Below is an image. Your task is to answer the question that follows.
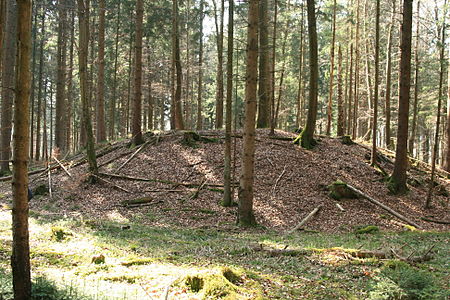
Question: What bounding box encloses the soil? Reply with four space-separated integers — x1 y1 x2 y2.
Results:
1 129 449 233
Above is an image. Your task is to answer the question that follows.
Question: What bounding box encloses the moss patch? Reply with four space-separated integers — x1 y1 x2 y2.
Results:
327 180 359 200
354 225 379 234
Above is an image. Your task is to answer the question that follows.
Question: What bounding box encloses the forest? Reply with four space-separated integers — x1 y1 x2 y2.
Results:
0 0 449 299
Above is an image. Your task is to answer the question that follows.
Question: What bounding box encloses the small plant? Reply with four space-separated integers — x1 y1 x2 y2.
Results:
51 226 71 242
185 275 204 292
222 267 241 285
91 254 105 264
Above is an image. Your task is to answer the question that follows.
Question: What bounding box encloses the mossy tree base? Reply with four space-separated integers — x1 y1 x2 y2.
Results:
293 130 317 150
387 176 408 195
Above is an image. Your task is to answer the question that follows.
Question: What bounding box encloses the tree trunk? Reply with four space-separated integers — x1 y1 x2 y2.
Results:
297 0 318 149
390 0 413 195
66 10 75 153
96 0 106 143
29 7 37 160
110 1 121 140
425 7 446 207
295 5 304 129
172 0 184 130
238 0 258 226
12 0 32 298
132 0 144 145
0 0 16 174
257 0 270 128
326 0 337 136
385 0 395 149
77 0 98 181
223 0 234 207
35 5 45 161
213 0 224 129
352 0 360 140
371 0 380 166
196 0 204 130
269 0 278 134
337 46 344 136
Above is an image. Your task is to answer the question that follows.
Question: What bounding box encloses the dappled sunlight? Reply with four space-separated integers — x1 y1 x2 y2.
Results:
106 211 129 223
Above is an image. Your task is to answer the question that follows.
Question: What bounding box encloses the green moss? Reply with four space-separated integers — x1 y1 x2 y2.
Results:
222 267 241 285
91 254 105 264
185 275 204 292
293 129 317 149
387 176 408 195
51 226 72 242
354 225 379 234
327 180 358 200
340 135 354 145
120 257 154 266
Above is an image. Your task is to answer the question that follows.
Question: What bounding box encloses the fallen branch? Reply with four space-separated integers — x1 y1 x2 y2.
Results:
93 174 132 193
54 157 72 177
125 200 164 208
98 151 133 168
183 179 206 202
288 205 323 234
116 140 150 172
336 203 345 212
272 165 287 195
346 184 422 229
420 217 450 225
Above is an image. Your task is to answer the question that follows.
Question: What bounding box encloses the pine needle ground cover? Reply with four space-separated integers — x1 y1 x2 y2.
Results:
0 209 448 299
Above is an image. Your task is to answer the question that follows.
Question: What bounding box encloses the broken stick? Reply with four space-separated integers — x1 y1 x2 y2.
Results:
346 184 422 229
54 157 72 177
288 205 323 234
116 140 150 172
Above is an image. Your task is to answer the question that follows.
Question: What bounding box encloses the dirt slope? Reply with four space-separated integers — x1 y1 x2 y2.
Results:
1 129 449 233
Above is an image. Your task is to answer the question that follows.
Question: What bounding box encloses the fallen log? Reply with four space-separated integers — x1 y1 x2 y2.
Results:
93 174 132 193
420 217 450 225
54 157 72 177
346 184 422 229
288 205 323 234
98 151 133 168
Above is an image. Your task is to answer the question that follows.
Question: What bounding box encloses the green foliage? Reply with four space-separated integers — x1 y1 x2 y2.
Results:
354 225 380 234
185 275 204 292
222 267 242 285
51 226 71 242
368 262 448 300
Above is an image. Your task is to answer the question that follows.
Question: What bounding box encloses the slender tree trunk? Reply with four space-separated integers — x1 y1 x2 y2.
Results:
212 0 224 129
96 0 106 143
269 0 278 134
223 0 234 207
12 0 32 298
66 10 75 153
257 0 270 128
0 0 5 68
126 27 133 135
196 0 204 130
147 41 153 131
29 7 37 160
326 0 337 135
109 1 120 139
408 0 420 156
337 45 344 136
352 0 360 140
55 0 67 155
297 0 318 149
172 0 184 130
238 0 259 226
347 42 353 135
385 0 395 149
0 0 16 174
425 6 446 207
295 5 304 129
42 79 48 160
390 0 413 195
371 0 380 166
132 0 144 145
77 0 98 181
35 5 45 161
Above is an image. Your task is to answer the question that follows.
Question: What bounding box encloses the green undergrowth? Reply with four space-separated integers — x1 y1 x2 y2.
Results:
0 210 448 299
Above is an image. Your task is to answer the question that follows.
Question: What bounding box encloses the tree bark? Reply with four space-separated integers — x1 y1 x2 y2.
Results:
223 0 234 207
384 0 395 149
238 0 259 226
196 0 204 130
132 0 144 145
55 0 67 155
257 0 270 128
77 0 98 181
96 0 106 143
425 6 446 207
337 46 344 136
0 0 16 174
352 0 360 140
371 0 380 166
12 0 32 298
297 0 318 149
390 0 413 195
213 0 224 129
326 0 337 136
34 5 45 161
172 0 184 130
109 1 121 140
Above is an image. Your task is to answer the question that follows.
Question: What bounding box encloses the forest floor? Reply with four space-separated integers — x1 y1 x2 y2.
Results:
0 129 449 299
